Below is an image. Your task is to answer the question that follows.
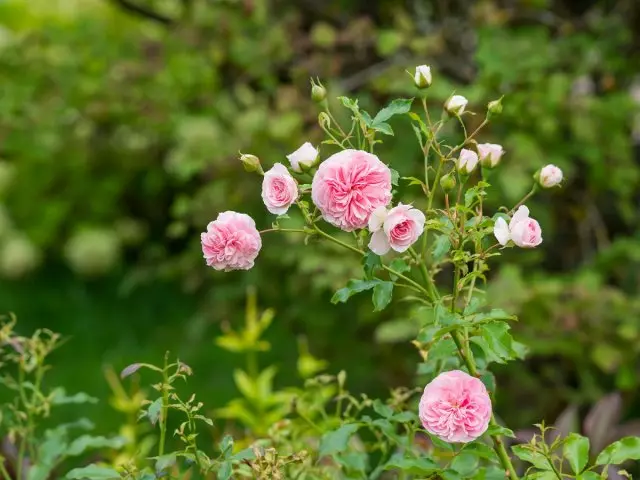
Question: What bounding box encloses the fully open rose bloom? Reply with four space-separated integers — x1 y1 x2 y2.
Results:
201 212 261 271
261 163 298 215
419 370 492 443
311 149 392 231
494 205 542 248
368 204 425 255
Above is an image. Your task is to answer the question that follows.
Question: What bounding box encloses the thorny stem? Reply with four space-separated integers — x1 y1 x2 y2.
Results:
511 185 538 213
158 352 170 458
448 119 489 157
450 271 518 480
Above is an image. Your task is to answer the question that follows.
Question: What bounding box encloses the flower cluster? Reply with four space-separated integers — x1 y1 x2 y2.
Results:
200 65 567 452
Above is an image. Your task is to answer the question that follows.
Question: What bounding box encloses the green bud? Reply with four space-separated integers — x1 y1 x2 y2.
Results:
439 172 457 193
239 153 263 174
487 96 503 118
310 78 327 103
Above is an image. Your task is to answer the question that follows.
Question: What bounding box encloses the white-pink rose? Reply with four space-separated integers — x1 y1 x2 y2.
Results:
287 142 318 172
493 205 542 248
311 149 392 232
368 203 425 255
201 212 261 271
419 370 492 443
477 143 504 168
261 163 298 215
538 164 563 188
456 148 479 175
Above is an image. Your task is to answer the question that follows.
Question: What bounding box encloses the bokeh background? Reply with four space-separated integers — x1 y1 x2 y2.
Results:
1 0 639 447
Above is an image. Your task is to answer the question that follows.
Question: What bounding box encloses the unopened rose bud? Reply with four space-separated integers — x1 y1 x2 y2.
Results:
310 80 327 103
445 95 468 116
413 65 432 89
439 172 456 193
477 143 504 168
456 148 479 175
487 97 503 118
286 142 319 173
536 164 563 188
239 153 263 174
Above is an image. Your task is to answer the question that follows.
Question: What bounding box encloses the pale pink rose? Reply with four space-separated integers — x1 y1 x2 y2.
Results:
201 212 261 271
311 149 392 231
368 204 425 255
456 149 479 175
261 163 298 215
477 143 504 168
493 205 542 248
287 142 318 172
538 164 563 188
419 370 492 443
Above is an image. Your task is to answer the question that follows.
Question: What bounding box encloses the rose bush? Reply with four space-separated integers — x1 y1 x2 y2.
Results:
193 69 640 478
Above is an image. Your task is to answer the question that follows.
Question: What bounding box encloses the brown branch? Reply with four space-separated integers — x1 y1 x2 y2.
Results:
108 0 175 26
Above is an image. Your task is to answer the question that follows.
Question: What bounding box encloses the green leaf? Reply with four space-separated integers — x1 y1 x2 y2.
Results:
331 279 378 304
390 168 400 186
373 122 394 136
383 453 439 475
50 389 98 405
65 465 121 480
387 258 410 278
564 433 590 474
336 451 368 473
595 436 640 465
217 461 232 480
362 251 382 279
372 399 393 418
231 447 255 461
431 235 451 263
146 397 162 425
511 445 552 470
486 424 515 438
66 435 127 457
372 98 413 125
577 472 601 480
338 96 360 115
451 452 479 476
372 281 393 311
219 434 234 458
155 453 177 474
427 338 457 363
319 423 360 457
527 473 558 480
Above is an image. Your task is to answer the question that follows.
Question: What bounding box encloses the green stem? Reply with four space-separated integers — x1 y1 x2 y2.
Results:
0 460 10 480
158 352 170 458
448 119 489 156
259 228 307 234
409 247 438 301
313 227 431 297
511 185 538 213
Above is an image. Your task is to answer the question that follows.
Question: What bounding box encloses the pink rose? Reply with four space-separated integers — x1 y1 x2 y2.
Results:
419 370 492 443
538 164 563 188
368 204 425 255
311 149 392 231
201 211 261 271
261 163 298 215
493 205 542 248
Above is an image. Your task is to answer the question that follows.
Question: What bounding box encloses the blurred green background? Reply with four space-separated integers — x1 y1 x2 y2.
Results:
1 0 640 439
